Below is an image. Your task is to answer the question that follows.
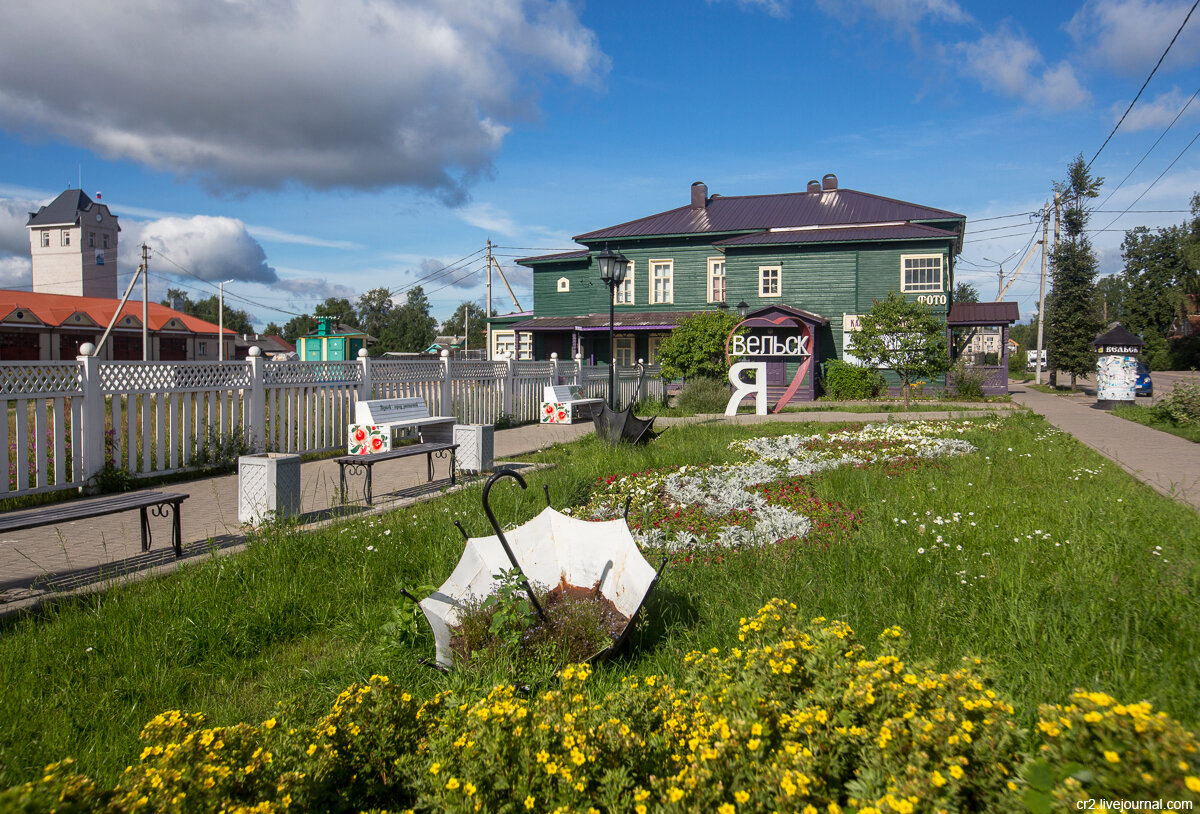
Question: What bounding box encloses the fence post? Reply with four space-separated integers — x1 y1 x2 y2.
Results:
502 353 515 417
637 358 646 404
78 346 106 491
550 352 559 386
358 348 373 401
247 348 266 452
440 350 452 417
573 353 584 388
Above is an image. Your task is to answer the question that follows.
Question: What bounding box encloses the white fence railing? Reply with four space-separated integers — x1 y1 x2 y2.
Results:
0 351 664 499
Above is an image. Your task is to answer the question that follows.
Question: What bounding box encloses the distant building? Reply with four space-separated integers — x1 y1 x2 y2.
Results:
234 334 295 360
0 289 232 361
488 311 534 360
27 189 119 299
296 317 372 360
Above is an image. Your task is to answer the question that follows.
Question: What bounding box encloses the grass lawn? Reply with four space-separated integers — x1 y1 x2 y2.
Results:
0 412 1198 792
1111 403 1200 443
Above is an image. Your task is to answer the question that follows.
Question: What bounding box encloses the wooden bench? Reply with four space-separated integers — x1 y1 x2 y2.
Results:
348 397 455 454
540 385 604 424
0 491 188 556
334 442 458 505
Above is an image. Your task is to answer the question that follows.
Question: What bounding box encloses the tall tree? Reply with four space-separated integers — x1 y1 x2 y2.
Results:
440 301 488 351
953 281 980 304
356 288 396 342
847 291 948 408
1119 225 1182 337
655 311 741 381
1093 274 1127 326
394 286 437 352
159 289 254 335
313 297 358 327
280 314 314 344
1047 155 1103 386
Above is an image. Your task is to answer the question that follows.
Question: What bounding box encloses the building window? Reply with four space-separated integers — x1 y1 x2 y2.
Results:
614 261 635 305
650 259 673 304
61 230 70 247
88 232 95 248
198 341 208 356
102 233 109 249
902 254 943 292
40 231 50 247
557 277 570 293
647 333 667 364
707 257 726 303
759 265 781 297
614 335 635 366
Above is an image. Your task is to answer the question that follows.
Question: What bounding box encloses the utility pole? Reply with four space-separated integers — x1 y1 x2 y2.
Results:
984 257 1005 299
218 280 233 361
141 244 150 361
1035 203 1049 385
1049 193 1060 387
485 239 493 359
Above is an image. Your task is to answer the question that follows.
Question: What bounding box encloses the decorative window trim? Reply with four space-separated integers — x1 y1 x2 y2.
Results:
901 254 944 293
647 332 668 365
40 231 50 247
556 277 570 293
650 259 673 304
614 334 635 366
614 261 635 305
707 257 726 303
759 265 781 297
61 230 71 247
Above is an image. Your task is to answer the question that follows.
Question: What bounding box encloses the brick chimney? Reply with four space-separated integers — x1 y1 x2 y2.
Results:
822 173 838 191
807 180 821 193
691 181 708 209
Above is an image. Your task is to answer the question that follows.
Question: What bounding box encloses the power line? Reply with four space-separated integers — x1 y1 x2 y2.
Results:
1087 0 1199 169
1096 123 1200 233
1096 84 1200 211
385 247 486 298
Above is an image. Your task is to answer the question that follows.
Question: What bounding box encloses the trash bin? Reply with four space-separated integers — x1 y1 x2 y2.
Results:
238 452 302 525
453 424 494 475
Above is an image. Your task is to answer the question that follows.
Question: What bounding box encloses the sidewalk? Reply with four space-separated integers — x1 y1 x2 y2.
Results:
1008 382 1200 512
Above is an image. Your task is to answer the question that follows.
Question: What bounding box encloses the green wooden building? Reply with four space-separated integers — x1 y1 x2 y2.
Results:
297 317 371 361
511 175 970 396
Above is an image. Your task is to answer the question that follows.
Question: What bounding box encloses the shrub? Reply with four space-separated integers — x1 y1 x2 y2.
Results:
947 359 986 399
676 376 731 414
654 311 741 381
1150 379 1200 427
821 360 885 400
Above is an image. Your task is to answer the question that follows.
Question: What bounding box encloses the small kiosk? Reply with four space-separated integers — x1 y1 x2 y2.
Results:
1091 323 1145 409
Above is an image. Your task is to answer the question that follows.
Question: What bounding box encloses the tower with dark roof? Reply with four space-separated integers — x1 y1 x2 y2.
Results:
26 189 119 298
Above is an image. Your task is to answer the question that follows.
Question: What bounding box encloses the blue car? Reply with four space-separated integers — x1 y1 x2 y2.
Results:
1136 362 1153 397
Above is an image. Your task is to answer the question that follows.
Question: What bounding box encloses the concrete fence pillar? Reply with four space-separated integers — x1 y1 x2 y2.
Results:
247 348 266 452
358 348 373 402
77 346 106 490
502 353 515 417
440 349 453 417
550 352 559 386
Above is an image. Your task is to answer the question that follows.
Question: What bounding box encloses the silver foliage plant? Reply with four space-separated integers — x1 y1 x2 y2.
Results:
590 420 984 553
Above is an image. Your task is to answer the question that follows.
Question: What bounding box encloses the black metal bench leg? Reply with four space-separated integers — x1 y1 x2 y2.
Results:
139 506 151 552
172 502 182 557
451 448 457 485
365 464 373 505
427 451 434 482
339 464 347 504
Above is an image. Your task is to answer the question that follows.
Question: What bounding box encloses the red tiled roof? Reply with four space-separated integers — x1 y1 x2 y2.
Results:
0 289 230 334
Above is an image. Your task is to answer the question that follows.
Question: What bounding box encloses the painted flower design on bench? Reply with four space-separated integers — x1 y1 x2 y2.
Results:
348 425 390 455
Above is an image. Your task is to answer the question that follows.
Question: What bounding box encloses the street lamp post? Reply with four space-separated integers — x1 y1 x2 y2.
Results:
737 300 749 319
596 244 629 410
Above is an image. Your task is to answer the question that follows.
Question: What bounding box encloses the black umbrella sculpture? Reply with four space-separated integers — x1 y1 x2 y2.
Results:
591 401 663 446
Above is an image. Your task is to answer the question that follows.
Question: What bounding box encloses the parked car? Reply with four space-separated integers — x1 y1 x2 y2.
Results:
1136 362 1153 397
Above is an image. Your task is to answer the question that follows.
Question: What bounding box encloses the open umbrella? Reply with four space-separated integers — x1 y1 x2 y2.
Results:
591 401 663 446
418 469 665 669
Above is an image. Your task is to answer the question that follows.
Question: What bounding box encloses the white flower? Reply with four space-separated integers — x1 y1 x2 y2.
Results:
366 545 375 552
918 548 925 554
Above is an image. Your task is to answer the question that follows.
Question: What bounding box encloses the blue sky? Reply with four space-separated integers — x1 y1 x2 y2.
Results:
1 0 1198 330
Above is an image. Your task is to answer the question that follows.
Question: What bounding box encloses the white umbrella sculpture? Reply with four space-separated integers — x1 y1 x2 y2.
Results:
416 468 666 669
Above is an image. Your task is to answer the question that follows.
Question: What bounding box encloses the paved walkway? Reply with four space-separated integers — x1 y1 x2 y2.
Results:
4 393 1189 615
1009 381 1200 511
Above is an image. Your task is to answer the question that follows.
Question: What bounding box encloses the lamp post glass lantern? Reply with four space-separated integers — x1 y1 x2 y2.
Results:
737 300 749 319
596 244 628 409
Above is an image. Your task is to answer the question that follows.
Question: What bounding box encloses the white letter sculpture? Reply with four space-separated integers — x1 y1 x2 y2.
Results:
726 361 767 416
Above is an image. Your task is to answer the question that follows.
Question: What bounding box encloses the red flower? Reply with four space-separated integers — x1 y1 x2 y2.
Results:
353 427 366 442
371 437 384 450
558 410 567 421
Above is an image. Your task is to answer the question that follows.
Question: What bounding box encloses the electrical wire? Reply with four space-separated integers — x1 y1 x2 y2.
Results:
1095 123 1200 233
1087 0 1199 169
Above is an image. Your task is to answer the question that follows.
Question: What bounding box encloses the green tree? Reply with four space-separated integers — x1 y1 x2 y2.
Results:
655 311 741 381
1093 274 1127 325
440 301 488 351
356 288 397 345
953 281 980 304
313 297 358 328
262 321 282 337
1047 155 1104 385
851 291 948 408
160 289 253 335
280 315 313 344
394 286 437 352
1119 225 1185 337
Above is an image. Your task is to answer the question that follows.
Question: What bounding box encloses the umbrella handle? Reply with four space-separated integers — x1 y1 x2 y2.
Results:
624 495 633 521
543 484 552 507
481 469 549 623
453 520 469 541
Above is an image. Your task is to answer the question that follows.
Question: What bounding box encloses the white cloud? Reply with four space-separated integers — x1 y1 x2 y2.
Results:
815 0 970 28
458 202 522 236
0 197 40 257
1068 0 1200 75
272 275 358 300
0 255 31 289
1110 87 1199 131
124 216 278 286
959 31 1089 109
0 0 607 204
709 0 792 17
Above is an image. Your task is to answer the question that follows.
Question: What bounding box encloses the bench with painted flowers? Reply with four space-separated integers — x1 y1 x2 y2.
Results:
540 385 603 425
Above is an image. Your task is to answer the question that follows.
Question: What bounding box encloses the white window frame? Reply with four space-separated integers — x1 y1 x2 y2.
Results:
614 334 635 366
614 261 635 305
901 254 944 293
556 276 570 293
61 230 70 247
650 259 673 304
707 257 726 303
759 265 781 297
198 340 208 356
40 231 50 247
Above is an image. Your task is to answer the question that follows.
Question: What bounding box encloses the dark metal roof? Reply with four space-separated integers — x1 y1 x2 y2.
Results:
26 189 96 227
574 188 964 243
510 311 701 331
714 223 958 248
946 302 1020 325
516 249 590 264
741 303 830 326
1091 322 1145 348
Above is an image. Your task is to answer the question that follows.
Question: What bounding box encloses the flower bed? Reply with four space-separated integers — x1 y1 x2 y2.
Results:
583 420 987 554
9 600 1197 813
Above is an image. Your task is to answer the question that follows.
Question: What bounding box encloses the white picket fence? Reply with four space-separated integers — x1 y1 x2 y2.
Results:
0 352 664 499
